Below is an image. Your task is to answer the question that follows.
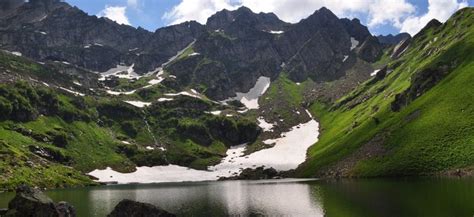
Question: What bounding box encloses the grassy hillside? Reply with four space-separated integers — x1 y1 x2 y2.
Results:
0 53 260 190
296 8 474 177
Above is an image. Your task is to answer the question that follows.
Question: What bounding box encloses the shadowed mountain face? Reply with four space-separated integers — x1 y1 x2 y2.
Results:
377 33 411 45
0 1 383 100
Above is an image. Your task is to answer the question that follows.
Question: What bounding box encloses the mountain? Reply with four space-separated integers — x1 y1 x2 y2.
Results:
0 0 472 189
0 1 383 101
0 0 205 74
377 33 411 45
296 7 474 178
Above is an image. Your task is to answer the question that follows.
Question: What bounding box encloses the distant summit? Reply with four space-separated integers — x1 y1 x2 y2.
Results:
377 33 411 45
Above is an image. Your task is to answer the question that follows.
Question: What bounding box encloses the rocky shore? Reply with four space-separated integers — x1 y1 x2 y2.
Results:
0 185 175 217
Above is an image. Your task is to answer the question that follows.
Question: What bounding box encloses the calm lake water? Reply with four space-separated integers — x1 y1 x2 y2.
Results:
0 178 473 217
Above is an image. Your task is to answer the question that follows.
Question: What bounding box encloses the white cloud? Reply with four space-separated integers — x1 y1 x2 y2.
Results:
367 0 415 28
163 0 469 35
163 0 238 25
97 6 131 25
400 0 468 35
163 0 417 25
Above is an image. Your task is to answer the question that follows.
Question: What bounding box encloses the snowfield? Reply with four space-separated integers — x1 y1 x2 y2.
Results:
223 76 271 110
88 110 320 184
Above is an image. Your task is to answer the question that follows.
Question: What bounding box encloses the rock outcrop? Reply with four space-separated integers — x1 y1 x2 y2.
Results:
3 185 76 217
391 65 451 112
107 199 176 217
391 37 411 59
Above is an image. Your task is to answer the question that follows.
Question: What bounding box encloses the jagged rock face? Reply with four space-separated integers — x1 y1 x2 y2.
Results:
0 0 205 73
355 36 383 62
377 33 411 45
0 3 383 100
206 6 289 33
341 18 372 42
166 7 384 99
278 7 351 82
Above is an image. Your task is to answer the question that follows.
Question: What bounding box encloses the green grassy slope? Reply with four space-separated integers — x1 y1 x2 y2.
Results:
296 8 474 177
0 53 260 190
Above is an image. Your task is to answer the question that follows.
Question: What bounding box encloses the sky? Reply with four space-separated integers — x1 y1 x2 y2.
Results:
65 0 472 36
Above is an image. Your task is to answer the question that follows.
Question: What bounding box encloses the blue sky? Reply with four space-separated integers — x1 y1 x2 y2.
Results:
65 0 472 35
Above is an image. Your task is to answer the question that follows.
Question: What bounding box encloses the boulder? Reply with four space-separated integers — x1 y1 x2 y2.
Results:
56 202 76 217
107 199 176 217
4 185 75 217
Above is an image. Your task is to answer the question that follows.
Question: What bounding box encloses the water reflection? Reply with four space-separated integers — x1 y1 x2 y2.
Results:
85 179 323 217
1 178 473 217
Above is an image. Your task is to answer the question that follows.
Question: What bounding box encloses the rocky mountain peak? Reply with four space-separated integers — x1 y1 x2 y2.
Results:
206 6 288 32
340 18 372 42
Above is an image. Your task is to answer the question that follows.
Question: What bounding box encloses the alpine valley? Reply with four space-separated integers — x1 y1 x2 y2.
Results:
0 0 473 204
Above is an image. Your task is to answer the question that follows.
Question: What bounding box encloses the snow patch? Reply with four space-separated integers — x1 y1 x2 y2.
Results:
370 69 380 77
257 117 275 132
164 89 202 99
350 37 359 50
124 101 151 108
106 90 136 95
5 51 22 56
343 55 349 62
268 30 284 34
222 76 271 110
206 111 222 116
99 64 141 80
59 87 85 96
157 98 173 102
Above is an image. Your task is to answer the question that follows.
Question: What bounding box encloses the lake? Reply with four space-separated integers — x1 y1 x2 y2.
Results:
0 178 473 217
